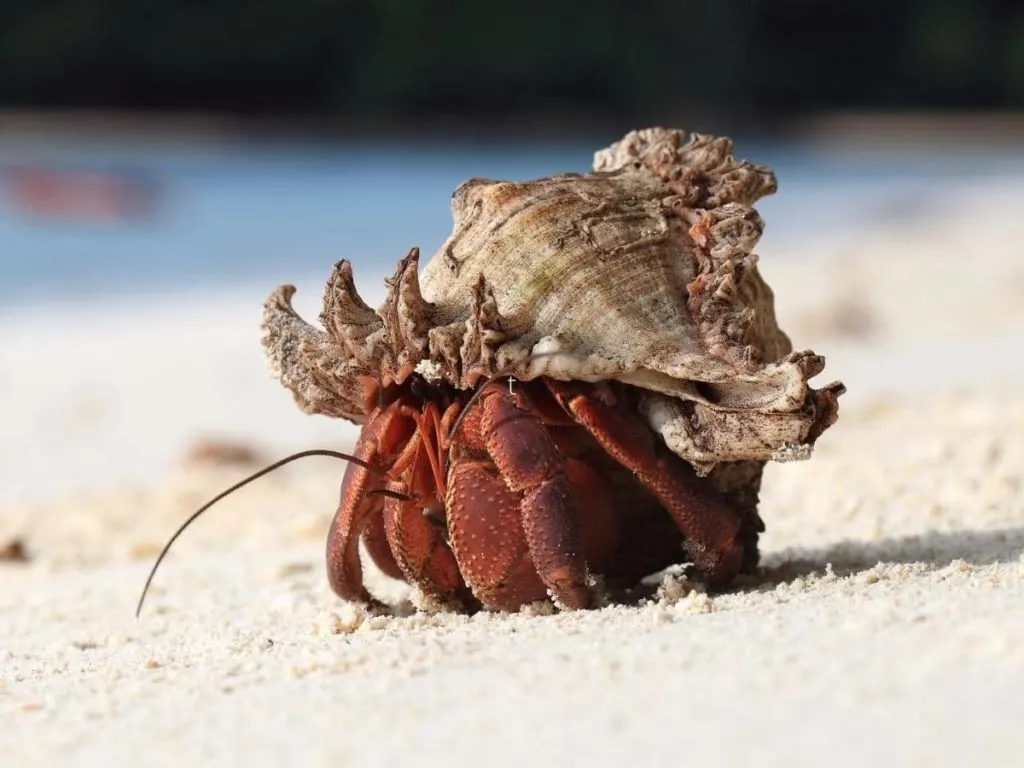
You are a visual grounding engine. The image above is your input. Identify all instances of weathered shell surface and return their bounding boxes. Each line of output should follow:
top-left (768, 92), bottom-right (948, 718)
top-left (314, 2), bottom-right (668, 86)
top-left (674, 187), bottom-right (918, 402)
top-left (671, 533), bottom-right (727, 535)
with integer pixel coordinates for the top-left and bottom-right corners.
top-left (262, 127), bottom-right (844, 474)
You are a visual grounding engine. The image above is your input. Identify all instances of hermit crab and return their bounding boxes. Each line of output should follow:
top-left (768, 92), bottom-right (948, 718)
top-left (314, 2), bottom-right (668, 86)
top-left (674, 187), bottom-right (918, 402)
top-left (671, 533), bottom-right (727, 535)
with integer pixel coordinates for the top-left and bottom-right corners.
top-left (137, 128), bottom-right (843, 617)
top-left (250, 127), bottom-right (844, 613)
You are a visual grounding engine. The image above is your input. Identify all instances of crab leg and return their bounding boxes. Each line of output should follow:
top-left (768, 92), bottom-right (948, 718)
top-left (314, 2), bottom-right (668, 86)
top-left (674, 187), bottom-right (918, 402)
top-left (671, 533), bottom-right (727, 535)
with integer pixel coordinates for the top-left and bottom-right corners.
top-left (325, 403), bottom-right (414, 604)
top-left (383, 493), bottom-right (467, 604)
top-left (545, 380), bottom-right (744, 586)
top-left (381, 429), bottom-right (466, 604)
top-left (476, 383), bottom-right (592, 609)
top-left (362, 510), bottom-right (404, 581)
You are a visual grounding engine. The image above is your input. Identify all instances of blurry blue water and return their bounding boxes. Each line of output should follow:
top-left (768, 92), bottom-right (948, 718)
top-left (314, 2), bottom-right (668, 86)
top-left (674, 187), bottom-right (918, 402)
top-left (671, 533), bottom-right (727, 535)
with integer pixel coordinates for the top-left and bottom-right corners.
top-left (2, 135), bottom-right (1021, 311)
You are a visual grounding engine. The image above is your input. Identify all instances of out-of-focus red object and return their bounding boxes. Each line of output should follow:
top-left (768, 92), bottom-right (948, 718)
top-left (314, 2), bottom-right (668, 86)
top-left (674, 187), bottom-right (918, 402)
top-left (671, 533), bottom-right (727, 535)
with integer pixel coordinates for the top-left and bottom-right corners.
top-left (4, 165), bottom-right (162, 223)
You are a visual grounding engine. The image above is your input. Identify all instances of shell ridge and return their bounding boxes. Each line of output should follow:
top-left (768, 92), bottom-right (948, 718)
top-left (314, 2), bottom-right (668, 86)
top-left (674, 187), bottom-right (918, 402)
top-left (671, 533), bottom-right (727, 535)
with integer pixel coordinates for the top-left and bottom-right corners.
top-left (319, 260), bottom-right (382, 358)
top-left (261, 284), bottom-right (367, 422)
top-left (457, 276), bottom-right (506, 388)
top-left (376, 248), bottom-right (435, 383)
top-left (594, 127), bottom-right (777, 207)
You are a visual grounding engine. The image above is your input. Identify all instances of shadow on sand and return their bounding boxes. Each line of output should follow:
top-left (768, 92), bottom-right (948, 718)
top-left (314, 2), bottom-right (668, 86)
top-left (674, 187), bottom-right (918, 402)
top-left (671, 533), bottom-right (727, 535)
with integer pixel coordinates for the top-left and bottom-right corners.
top-left (756, 525), bottom-right (1024, 585)
top-left (372, 526), bottom-right (1024, 614)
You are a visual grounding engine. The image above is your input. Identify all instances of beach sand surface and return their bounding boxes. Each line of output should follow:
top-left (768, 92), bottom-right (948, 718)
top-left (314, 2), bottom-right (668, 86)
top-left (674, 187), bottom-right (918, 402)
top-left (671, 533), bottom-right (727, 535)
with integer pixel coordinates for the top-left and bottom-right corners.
top-left (1, 181), bottom-right (1022, 766)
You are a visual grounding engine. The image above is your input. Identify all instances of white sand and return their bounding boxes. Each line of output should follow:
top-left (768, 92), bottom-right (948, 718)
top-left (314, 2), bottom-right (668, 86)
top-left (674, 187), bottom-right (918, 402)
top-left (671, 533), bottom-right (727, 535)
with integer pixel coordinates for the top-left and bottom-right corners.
top-left (2, 180), bottom-right (1023, 766)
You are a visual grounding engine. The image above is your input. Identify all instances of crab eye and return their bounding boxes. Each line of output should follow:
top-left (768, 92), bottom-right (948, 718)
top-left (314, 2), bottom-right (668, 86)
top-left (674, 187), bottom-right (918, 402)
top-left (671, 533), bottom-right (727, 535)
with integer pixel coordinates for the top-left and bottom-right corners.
top-left (408, 373), bottom-right (430, 400)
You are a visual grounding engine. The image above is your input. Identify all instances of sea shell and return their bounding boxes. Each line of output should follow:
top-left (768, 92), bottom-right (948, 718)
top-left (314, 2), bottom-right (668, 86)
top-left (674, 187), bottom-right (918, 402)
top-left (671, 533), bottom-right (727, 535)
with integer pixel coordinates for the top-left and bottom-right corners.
top-left (262, 127), bottom-right (844, 476)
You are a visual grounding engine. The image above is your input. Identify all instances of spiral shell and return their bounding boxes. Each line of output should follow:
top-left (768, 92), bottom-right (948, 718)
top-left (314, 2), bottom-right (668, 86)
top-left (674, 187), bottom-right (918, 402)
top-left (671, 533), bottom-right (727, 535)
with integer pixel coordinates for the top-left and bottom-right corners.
top-left (262, 127), bottom-right (844, 474)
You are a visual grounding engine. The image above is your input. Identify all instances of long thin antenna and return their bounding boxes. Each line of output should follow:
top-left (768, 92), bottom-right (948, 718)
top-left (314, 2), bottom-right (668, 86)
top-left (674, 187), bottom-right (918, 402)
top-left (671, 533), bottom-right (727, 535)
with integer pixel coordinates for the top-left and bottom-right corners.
top-left (134, 448), bottom-right (407, 618)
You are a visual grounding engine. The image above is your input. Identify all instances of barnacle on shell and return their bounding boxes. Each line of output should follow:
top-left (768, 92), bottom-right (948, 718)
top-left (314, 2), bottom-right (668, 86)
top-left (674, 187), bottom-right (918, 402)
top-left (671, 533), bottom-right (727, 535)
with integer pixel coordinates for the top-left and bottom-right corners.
top-left (262, 127), bottom-right (844, 477)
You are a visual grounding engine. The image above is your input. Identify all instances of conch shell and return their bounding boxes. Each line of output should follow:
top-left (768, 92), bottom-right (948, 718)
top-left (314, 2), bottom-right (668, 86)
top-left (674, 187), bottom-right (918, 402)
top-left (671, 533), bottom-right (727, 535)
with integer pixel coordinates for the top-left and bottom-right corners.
top-left (262, 127), bottom-right (844, 477)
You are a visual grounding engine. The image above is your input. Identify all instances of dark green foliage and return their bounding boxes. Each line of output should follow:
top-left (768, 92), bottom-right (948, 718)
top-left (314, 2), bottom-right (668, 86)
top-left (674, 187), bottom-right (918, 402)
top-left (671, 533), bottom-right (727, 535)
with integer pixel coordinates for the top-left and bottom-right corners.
top-left (0, 0), bottom-right (1020, 115)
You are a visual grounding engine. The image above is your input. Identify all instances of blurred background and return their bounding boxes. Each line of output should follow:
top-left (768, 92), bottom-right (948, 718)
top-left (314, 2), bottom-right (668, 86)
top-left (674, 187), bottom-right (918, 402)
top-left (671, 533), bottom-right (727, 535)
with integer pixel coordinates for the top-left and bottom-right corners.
top-left (2, 0), bottom-right (1023, 306)
top-left (1, 1), bottom-right (1023, 504)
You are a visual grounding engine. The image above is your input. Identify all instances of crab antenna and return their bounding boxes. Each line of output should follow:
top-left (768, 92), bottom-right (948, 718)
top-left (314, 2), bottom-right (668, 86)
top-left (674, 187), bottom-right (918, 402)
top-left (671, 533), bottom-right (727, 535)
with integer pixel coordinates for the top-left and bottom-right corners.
top-left (134, 448), bottom-right (408, 619)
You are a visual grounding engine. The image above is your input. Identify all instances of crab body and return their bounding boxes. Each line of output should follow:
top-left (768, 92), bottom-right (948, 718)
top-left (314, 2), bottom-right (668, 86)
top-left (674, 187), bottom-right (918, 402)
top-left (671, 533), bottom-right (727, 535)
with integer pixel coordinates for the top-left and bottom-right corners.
top-left (320, 373), bottom-right (744, 611)
top-left (261, 127), bottom-right (844, 611)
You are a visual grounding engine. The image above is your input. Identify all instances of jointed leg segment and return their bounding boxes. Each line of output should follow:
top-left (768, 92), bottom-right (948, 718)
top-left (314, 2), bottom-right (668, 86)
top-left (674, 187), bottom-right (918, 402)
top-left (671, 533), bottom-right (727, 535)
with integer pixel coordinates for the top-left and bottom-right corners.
top-left (546, 380), bottom-right (744, 585)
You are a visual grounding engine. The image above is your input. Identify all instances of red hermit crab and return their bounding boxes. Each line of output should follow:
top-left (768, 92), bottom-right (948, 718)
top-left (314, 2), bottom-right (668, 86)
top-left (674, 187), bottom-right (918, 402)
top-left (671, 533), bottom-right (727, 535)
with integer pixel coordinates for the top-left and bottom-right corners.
top-left (252, 128), bottom-right (844, 613)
